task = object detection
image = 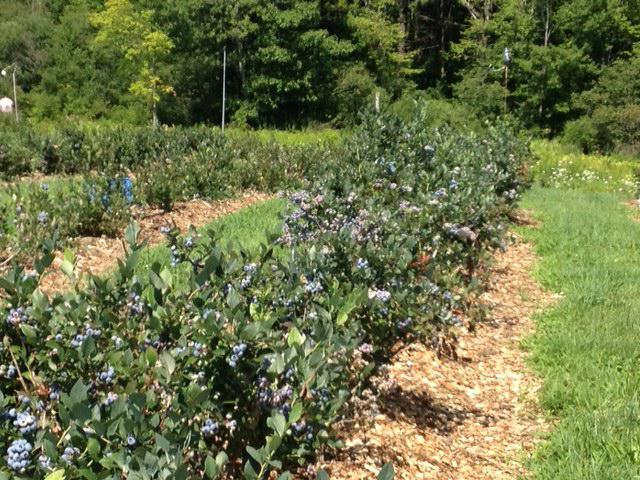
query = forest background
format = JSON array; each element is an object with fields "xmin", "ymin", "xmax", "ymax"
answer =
[{"xmin": 2, "ymin": 0, "xmax": 639, "ymax": 154}]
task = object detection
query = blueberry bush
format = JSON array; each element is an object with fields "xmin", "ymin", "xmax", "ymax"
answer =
[
  {"xmin": 0, "ymin": 128, "xmax": 344, "ymax": 260},
  {"xmin": 0, "ymin": 111, "xmax": 529, "ymax": 479},
  {"xmin": 0, "ymin": 125, "xmax": 343, "ymax": 181}
]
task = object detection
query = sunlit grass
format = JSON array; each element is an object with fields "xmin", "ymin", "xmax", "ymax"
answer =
[
  {"xmin": 521, "ymin": 186, "xmax": 640, "ymax": 478},
  {"xmin": 134, "ymin": 198, "xmax": 286, "ymax": 279},
  {"xmin": 530, "ymin": 140, "xmax": 638, "ymax": 193}
]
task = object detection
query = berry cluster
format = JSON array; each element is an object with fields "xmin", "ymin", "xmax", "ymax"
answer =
[
  {"xmin": 6, "ymin": 439, "xmax": 32, "ymax": 473},
  {"xmin": 227, "ymin": 343, "xmax": 247, "ymax": 368}
]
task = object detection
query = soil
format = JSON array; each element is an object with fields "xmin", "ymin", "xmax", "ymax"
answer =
[
  {"xmin": 314, "ymin": 238, "xmax": 557, "ymax": 480},
  {"xmin": 36, "ymin": 191, "xmax": 272, "ymax": 296}
]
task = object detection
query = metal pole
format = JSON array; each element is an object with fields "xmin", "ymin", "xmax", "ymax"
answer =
[
  {"xmin": 504, "ymin": 65, "xmax": 509, "ymax": 114},
  {"xmin": 12, "ymin": 67, "xmax": 18, "ymax": 122},
  {"xmin": 221, "ymin": 46, "xmax": 226, "ymax": 133}
]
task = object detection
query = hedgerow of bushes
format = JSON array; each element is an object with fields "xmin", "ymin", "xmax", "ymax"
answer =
[
  {"xmin": 0, "ymin": 111, "xmax": 529, "ymax": 479},
  {"xmin": 0, "ymin": 127, "xmax": 344, "ymax": 260}
]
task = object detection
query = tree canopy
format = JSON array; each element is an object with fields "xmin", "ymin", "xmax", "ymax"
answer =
[{"xmin": 0, "ymin": 0, "xmax": 638, "ymax": 140}]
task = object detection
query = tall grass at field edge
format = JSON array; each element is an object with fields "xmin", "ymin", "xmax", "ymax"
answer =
[{"xmin": 520, "ymin": 186, "xmax": 640, "ymax": 479}]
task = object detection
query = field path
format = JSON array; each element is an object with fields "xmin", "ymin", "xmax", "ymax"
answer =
[{"xmin": 317, "ymin": 238, "xmax": 555, "ymax": 479}]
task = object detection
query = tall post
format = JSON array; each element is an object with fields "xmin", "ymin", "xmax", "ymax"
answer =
[
  {"xmin": 502, "ymin": 47, "xmax": 511, "ymax": 115},
  {"xmin": 222, "ymin": 46, "xmax": 227, "ymax": 133},
  {"xmin": 503, "ymin": 64, "xmax": 509, "ymax": 114},
  {"xmin": 12, "ymin": 67, "xmax": 18, "ymax": 123}
]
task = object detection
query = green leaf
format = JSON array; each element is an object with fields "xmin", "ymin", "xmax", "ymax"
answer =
[
  {"xmin": 155, "ymin": 433, "xmax": 171, "ymax": 452},
  {"xmin": 204, "ymin": 455, "xmax": 219, "ymax": 479},
  {"xmin": 289, "ymin": 402, "xmax": 303, "ymax": 424},
  {"xmin": 226, "ymin": 288, "xmax": 242, "ymax": 309},
  {"xmin": 215, "ymin": 451, "xmax": 228, "ymax": 466},
  {"xmin": 32, "ymin": 288, "xmax": 48, "ymax": 311},
  {"xmin": 20, "ymin": 323, "xmax": 38, "ymax": 342},
  {"xmin": 69, "ymin": 379, "xmax": 89, "ymax": 404},
  {"xmin": 87, "ymin": 437, "xmax": 101, "ymax": 458},
  {"xmin": 270, "ymin": 412, "xmax": 286, "ymax": 436},
  {"xmin": 246, "ymin": 446, "xmax": 264, "ymax": 463},
  {"xmin": 316, "ymin": 470, "xmax": 330, "ymax": 480},
  {"xmin": 146, "ymin": 347, "xmax": 158, "ymax": 366},
  {"xmin": 377, "ymin": 462, "xmax": 394, "ymax": 480},
  {"xmin": 124, "ymin": 222, "xmax": 141, "ymax": 248},
  {"xmin": 149, "ymin": 270, "xmax": 167, "ymax": 290},
  {"xmin": 287, "ymin": 326, "xmax": 305, "ymax": 347},
  {"xmin": 243, "ymin": 460, "xmax": 258, "ymax": 480},
  {"xmin": 44, "ymin": 470, "xmax": 66, "ymax": 480},
  {"xmin": 160, "ymin": 352, "xmax": 176, "ymax": 376},
  {"xmin": 336, "ymin": 289, "xmax": 364, "ymax": 326},
  {"xmin": 35, "ymin": 253, "xmax": 54, "ymax": 275},
  {"xmin": 61, "ymin": 249, "xmax": 76, "ymax": 278}
]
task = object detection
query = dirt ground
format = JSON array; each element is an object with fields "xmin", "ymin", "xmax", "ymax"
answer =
[
  {"xmin": 37, "ymin": 191, "xmax": 272, "ymax": 295},
  {"xmin": 315, "ymin": 238, "xmax": 557, "ymax": 480}
]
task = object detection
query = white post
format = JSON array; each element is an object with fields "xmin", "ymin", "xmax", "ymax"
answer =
[
  {"xmin": 375, "ymin": 91, "xmax": 380, "ymax": 113},
  {"xmin": 12, "ymin": 68, "xmax": 18, "ymax": 122},
  {"xmin": 222, "ymin": 46, "xmax": 227, "ymax": 133}
]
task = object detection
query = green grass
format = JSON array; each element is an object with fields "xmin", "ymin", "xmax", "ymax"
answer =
[
  {"xmin": 531, "ymin": 140, "xmax": 638, "ymax": 192},
  {"xmin": 521, "ymin": 186, "xmax": 640, "ymax": 479},
  {"xmin": 134, "ymin": 198, "xmax": 286, "ymax": 277}
]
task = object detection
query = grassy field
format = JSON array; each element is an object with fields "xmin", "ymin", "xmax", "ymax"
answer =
[
  {"xmin": 521, "ymin": 174, "xmax": 640, "ymax": 476},
  {"xmin": 134, "ymin": 198, "xmax": 285, "ymax": 279},
  {"xmin": 530, "ymin": 140, "xmax": 638, "ymax": 192}
]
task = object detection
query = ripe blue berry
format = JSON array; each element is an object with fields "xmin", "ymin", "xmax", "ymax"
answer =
[
  {"xmin": 13, "ymin": 410, "xmax": 37, "ymax": 434},
  {"xmin": 7, "ymin": 439, "xmax": 32, "ymax": 473}
]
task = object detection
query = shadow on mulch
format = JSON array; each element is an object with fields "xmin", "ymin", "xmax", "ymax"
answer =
[{"xmin": 378, "ymin": 384, "xmax": 473, "ymax": 433}]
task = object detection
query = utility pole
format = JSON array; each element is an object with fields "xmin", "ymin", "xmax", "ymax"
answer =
[
  {"xmin": 2, "ymin": 64, "xmax": 19, "ymax": 122},
  {"xmin": 12, "ymin": 68, "xmax": 18, "ymax": 122},
  {"xmin": 221, "ymin": 46, "xmax": 227, "ymax": 133},
  {"xmin": 503, "ymin": 47, "xmax": 511, "ymax": 114}
]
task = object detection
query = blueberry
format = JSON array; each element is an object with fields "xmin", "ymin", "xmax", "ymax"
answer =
[{"xmin": 7, "ymin": 439, "xmax": 32, "ymax": 473}]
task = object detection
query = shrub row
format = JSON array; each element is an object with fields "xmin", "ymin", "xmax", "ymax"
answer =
[
  {"xmin": 0, "ymin": 111, "xmax": 530, "ymax": 479},
  {"xmin": 0, "ymin": 125, "xmax": 341, "ymax": 180},
  {"xmin": 0, "ymin": 130, "xmax": 344, "ymax": 260}
]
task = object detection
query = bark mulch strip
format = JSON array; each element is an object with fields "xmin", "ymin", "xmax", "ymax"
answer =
[
  {"xmin": 316, "ymin": 239, "xmax": 557, "ymax": 480},
  {"xmin": 38, "ymin": 191, "xmax": 272, "ymax": 296}
]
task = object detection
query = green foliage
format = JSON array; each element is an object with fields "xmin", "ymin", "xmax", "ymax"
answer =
[
  {"xmin": 389, "ymin": 91, "xmax": 484, "ymax": 132},
  {"xmin": 0, "ymin": 174, "xmax": 132, "ymax": 260},
  {"xmin": 530, "ymin": 140, "xmax": 639, "ymax": 192},
  {"xmin": 450, "ymin": 0, "xmax": 638, "ymax": 134},
  {"xmin": 91, "ymin": 0, "xmax": 174, "ymax": 126},
  {"xmin": 521, "ymin": 187, "xmax": 640, "ymax": 479},
  {"xmin": 333, "ymin": 65, "xmax": 381, "ymax": 125},
  {"xmin": 564, "ymin": 46, "xmax": 640, "ymax": 154},
  {"xmin": 0, "ymin": 124, "xmax": 346, "ymax": 258},
  {"xmin": 3, "ymin": 0, "xmax": 640, "ymax": 134},
  {"xmin": 0, "ymin": 111, "xmax": 528, "ymax": 478}
]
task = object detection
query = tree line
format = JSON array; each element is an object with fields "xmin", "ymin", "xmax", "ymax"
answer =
[{"xmin": 1, "ymin": 0, "xmax": 639, "ymax": 152}]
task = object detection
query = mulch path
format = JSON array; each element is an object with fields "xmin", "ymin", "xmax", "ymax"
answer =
[
  {"xmin": 36, "ymin": 191, "xmax": 272, "ymax": 296},
  {"xmin": 315, "ymin": 238, "xmax": 557, "ymax": 480}
]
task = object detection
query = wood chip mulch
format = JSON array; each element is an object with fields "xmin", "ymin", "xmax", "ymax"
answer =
[
  {"xmin": 37, "ymin": 191, "xmax": 272, "ymax": 296},
  {"xmin": 314, "ymin": 238, "xmax": 558, "ymax": 480}
]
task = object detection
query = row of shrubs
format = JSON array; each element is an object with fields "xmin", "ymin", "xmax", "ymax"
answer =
[
  {"xmin": 0, "ymin": 110, "xmax": 530, "ymax": 478},
  {"xmin": 0, "ymin": 125, "xmax": 342, "ymax": 180},
  {"xmin": 0, "ymin": 129, "xmax": 344, "ymax": 260}
]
